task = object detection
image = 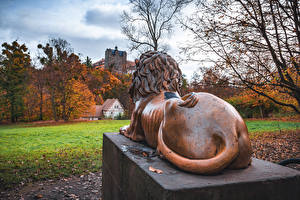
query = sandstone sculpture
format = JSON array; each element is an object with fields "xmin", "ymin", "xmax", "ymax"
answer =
[{"xmin": 120, "ymin": 51, "xmax": 252, "ymax": 174}]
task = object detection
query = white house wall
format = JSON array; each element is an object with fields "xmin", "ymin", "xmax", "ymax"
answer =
[{"xmin": 103, "ymin": 101, "xmax": 124, "ymax": 119}]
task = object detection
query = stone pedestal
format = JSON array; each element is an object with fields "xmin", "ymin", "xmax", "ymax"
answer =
[{"xmin": 102, "ymin": 133, "xmax": 300, "ymax": 200}]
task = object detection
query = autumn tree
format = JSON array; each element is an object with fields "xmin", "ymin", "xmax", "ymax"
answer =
[
  {"xmin": 38, "ymin": 38, "xmax": 91, "ymax": 121},
  {"xmin": 0, "ymin": 41, "xmax": 31, "ymax": 122},
  {"xmin": 32, "ymin": 68, "xmax": 46, "ymax": 120},
  {"xmin": 190, "ymin": 67, "xmax": 240, "ymax": 98},
  {"xmin": 121, "ymin": 0, "xmax": 191, "ymax": 52},
  {"xmin": 103, "ymin": 72, "xmax": 132, "ymax": 117},
  {"xmin": 86, "ymin": 68, "xmax": 117, "ymax": 104},
  {"xmin": 227, "ymin": 89, "xmax": 281, "ymax": 118},
  {"xmin": 22, "ymin": 67, "xmax": 39, "ymax": 121},
  {"xmin": 0, "ymin": 85, "xmax": 9, "ymax": 121},
  {"xmin": 0, "ymin": 55, "xmax": 7, "ymax": 121},
  {"xmin": 181, "ymin": 0, "xmax": 300, "ymax": 113},
  {"xmin": 63, "ymin": 80, "xmax": 95, "ymax": 120},
  {"xmin": 85, "ymin": 65, "xmax": 133, "ymax": 118}
]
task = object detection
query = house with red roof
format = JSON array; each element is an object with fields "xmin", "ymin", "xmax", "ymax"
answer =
[{"xmin": 81, "ymin": 99, "xmax": 124, "ymax": 120}]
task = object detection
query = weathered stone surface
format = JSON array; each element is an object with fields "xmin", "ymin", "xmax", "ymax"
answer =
[{"xmin": 102, "ymin": 133, "xmax": 300, "ymax": 200}]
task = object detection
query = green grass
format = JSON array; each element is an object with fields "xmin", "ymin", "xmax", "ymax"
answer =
[
  {"xmin": 246, "ymin": 120, "xmax": 300, "ymax": 133},
  {"xmin": 0, "ymin": 119, "xmax": 299, "ymax": 190},
  {"xmin": 0, "ymin": 120, "xmax": 130, "ymax": 190}
]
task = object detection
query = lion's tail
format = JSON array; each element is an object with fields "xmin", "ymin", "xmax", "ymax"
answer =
[{"xmin": 157, "ymin": 122, "xmax": 239, "ymax": 174}]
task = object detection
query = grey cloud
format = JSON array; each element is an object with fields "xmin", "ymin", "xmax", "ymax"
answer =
[
  {"xmin": 0, "ymin": 0, "xmax": 133, "ymax": 64},
  {"xmin": 84, "ymin": 9, "xmax": 121, "ymax": 29},
  {"xmin": 0, "ymin": 18, "xmax": 55, "ymax": 43},
  {"xmin": 0, "ymin": 5, "xmax": 55, "ymax": 41}
]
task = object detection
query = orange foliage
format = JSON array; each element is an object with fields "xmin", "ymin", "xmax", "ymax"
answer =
[
  {"xmin": 86, "ymin": 67, "xmax": 132, "ymax": 117},
  {"xmin": 23, "ymin": 84, "xmax": 40, "ymax": 121},
  {"xmin": 64, "ymin": 79, "xmax": 95, "ymax": 119},
  {"xmin": 22, "ymin": 83, "xmax": 53, "ymax": 121},
  {"xmin": 227, "ymin": 85, "xmax": 297, "ymax": 118}
]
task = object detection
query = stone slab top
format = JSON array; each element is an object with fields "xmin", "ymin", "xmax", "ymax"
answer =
[{"xmin": 104, "ymin": 132, "xmax": 300, "ymax": 191}]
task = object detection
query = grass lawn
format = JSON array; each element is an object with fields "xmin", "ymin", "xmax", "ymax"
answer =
[
  {"xmin": 0, "ymin": 120, "xmax": 129, "ymax": 190},
  {"xmin": 245, "ymin": 120, "xmax": 300, "ymax": 135},
  {"xmin": 0, "ymin": 119, "xmax": 299, "ymax": 189}
]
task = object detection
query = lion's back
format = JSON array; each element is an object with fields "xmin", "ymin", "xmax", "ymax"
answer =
[{"xmin": 140, "ymin": 94, "xmax": 170, "ymax": 148}]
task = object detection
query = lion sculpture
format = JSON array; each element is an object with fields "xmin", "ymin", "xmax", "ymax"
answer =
[{"xmin": 120, "ymin": 51, "xmax": 252, "ymax": 174}]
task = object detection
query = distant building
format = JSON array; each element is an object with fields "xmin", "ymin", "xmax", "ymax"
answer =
[
  {"xmin": 92, "ymin": 58, "xmax": 105, "ymax": 69},
  {"xmin": 101, "ymin": 99, "xmax": 124, "ymax": 119},
  {"xmin": 91, "ymin": 46, "xmax": 135, "ymax": 74},
  {"xmin": 104, "ymin": 46, "xmax": 135, "ymax": 74},
  {"xmin": 105, "ymin": 46, "xmax": 127, "ymax": 73},
  {"xmin": 81, "ymin": 99, "xmax": 124, "ymax": 120}
]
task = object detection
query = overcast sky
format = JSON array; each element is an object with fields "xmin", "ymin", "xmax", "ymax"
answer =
[{"xmin": 0, "ymin": 0, "xmax": 199, "ymax": 79}]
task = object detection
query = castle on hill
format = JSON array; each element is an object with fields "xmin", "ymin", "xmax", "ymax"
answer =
[{"xmin": 93, "ymin": 46, "xmax": 135, "ymax": 74}]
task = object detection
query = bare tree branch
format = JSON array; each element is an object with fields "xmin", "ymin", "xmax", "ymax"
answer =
[
  {"xmin": 181, "ymin": 0, "xmax": 300, "ymax": 113},
  {"xmin": 121, "ymin": 0, "xmax": 191, "ymax": 51}
]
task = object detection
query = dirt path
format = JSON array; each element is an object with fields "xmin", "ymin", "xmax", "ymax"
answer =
[
  {"xmin": 1, "ymin": 130, "xmax": 299, "ymax": 200},
  {"xmin": 0, "ymin": 172, "xmax": 102, "ymax": 200}
]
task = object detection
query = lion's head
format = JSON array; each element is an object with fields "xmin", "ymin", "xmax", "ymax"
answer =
[{"xmin": 129, "ymin": 51, "xmax": 182, "ymax": 102}]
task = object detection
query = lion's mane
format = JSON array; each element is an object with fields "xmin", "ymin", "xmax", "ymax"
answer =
[{"xmin": 129, "ymin": 51, "xmax": 182, "ymax": 102}]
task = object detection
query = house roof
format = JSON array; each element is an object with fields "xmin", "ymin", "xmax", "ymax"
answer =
[
  {"xmin": 101, "ymin": 99, "xmax": 119, "ymax": 110},
  {"xmin": 81, "ymin": 99, "xmax": 124, "ymax": 118}
]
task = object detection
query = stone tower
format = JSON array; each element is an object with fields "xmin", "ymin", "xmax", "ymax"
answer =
[{"xmin": 104, "ymin": 46, "xmax": 127, "ymax": 73}]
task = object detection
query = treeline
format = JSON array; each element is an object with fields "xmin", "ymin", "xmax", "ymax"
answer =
[
  {"xmin": 188, "ymin": 67, "xmax": 297, "ymax": 118},
  {"xmin": 0, "ymin": 38, "xmax": 297, "ymax": 123},
  {"xmin": 0, "ymin": 39, "xmax": 132, "ymax": 123}
]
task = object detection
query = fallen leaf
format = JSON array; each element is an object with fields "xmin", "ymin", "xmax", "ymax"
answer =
[
  {"xmin": 36, "ymin": 194, "xmax": 43, "ymax": 199},
  {"xmin": 142, "ymin": 152, "xmax": 148, "ymax": 157},
  {"xmin": 149, "ymin": 166, "xmax": 163, "ymax": 174}
]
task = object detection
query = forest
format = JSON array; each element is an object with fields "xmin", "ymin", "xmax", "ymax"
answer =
[
  {"xmin": 0, "ymin": 37, "xmax": 298, "ymax": 123},
  {"xmin": 0, "ymin": 39, "xmax": 132, "ymax": 122}
]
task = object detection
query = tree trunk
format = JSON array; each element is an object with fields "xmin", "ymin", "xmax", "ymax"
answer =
[
  {"xmin": 9, "ymin": 95, "xmax": 16, "ymax": 123},
  {"xmin": 50, "ymin": 89, "xmax": 58, "ymax": 121},
  {"xmin": 10, "ymin": 104, "xmax": 15, "ymax": 123},
  {"xmin": 62, "ymin": 91, "xmax": 68, "ymax": 121},
  {"xmin": 62, "ymin": 102, "xmax": 67, "ymax": 121},
  {"xmin": 259, "ymin": 106, "xmax": 264, "ymax": 119},
  {"xmin": 39, "ymin": 89, "xmax": 43, "ymax": 121}
]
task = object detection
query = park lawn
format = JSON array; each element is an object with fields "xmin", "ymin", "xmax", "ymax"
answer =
[
  {"xmin": 0, "ymin": 119, "xmax": 299, "ymax": 189},
  {"xmin": 245, "ymin": 120, "xmax": 300, "ymax": 136},
  {"xmin": 0, "ymin": 120, "xmax": 130, "ymax": 190}
]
